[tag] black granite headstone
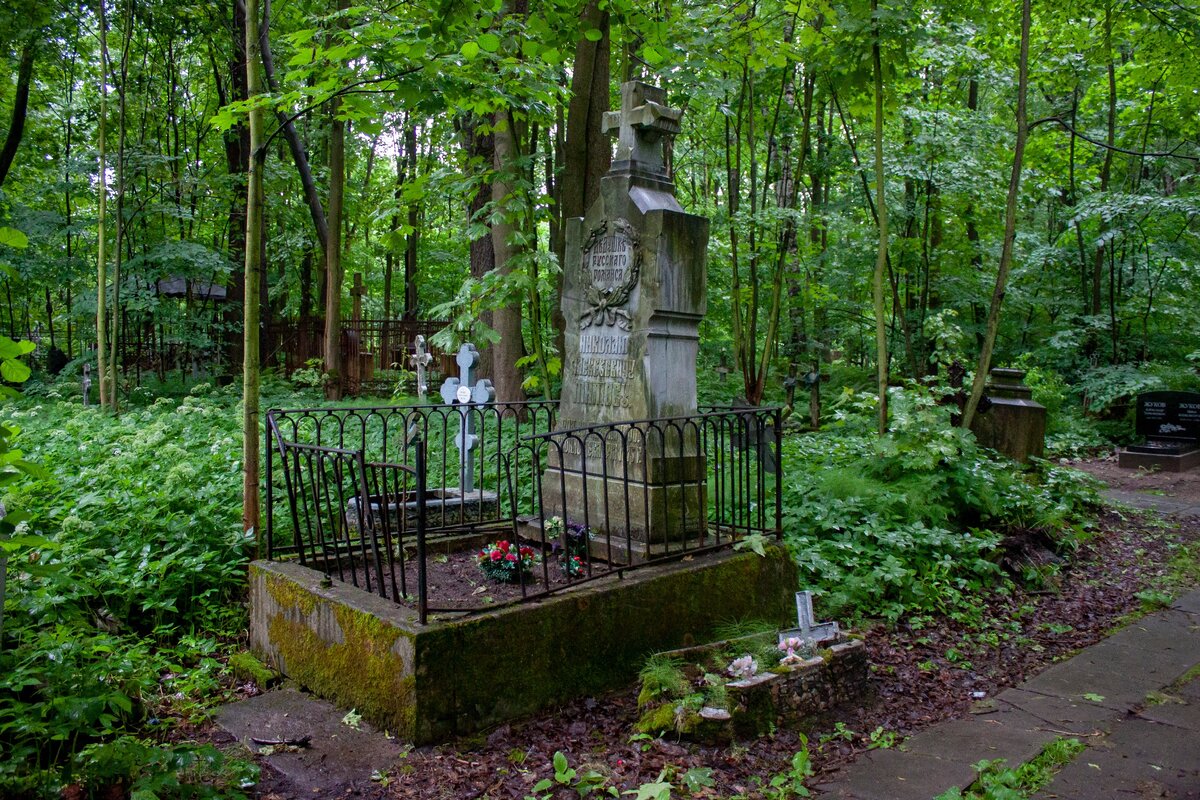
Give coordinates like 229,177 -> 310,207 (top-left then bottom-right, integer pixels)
1135,390 -> 1200,443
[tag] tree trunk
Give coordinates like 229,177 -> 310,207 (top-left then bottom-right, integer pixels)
489,107 -> 527,403
322,0 -> 349,400
261,0 -> 328,256
961,0 -> 1031,430
108,0 -> 133,414
243,0 -> 265,541
0,43 -> 34,188
463,117 -> 495,378
95,0 -> 110,407
557,0 -> 611,349
404,120 -> 419,319
871,0 -> 889,436
222,0 -> 250,378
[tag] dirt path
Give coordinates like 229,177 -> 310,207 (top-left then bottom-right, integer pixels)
1069,454 -> 1200,503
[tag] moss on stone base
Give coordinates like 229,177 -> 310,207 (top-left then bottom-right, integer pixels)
228,652 -> 278,688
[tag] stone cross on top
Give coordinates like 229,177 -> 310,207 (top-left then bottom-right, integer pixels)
779,591 -> 839,647
601,82 -> 682,176
439,343 -> 495,493
409,335 -> 432,402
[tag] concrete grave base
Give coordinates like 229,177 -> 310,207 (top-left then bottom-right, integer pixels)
1118,446 -> 1200,472
249,545 -> 797,744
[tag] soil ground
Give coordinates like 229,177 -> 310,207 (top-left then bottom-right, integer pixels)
1069,451 -> 1200,502
229,459 -> 1200,799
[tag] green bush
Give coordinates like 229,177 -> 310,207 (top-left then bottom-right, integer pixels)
0,387 -> 261,795
781,384 -> 1101,622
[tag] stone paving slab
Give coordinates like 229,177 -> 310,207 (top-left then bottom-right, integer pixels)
1102,489 -> 1200,517
216,687 -> 406,796
1017,658 -> 1166,712
1034,681 -> 1200,800
814,749 -> 977,800
995,687 -> 1116,735
1174,590 -> 1200,616
900,708 -> 1056,765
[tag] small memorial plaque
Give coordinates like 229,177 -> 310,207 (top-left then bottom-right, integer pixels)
1135,391 -> 1200,442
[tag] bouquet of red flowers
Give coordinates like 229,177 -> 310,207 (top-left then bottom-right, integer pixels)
476,539 -> 539,583
562,554 -> 586,579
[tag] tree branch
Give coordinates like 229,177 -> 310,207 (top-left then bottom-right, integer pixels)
1029,116 -> 1200,162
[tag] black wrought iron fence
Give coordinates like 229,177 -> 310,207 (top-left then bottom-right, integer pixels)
489,406 -> 784,602
265,403 -> 782,622
266,401 -> 557,550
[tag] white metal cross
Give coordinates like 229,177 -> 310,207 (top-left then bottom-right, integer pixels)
438,343 -> 495,493
409,335 -> 433,402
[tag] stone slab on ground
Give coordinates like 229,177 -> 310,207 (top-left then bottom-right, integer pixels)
995,687 -> 1117,735
216,687 -> 405,795
900,708 -> 1056,765
814,749 -> 978,800
1033,676 -> 1200,800
1102,489 -> 1200,517
1174,590 -> 1200,617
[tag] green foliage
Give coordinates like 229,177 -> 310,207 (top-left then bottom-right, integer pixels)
637,654 -> 688,707
74,737 -> 258,800
782,384 -> 1100,621
0,387 -> 259,794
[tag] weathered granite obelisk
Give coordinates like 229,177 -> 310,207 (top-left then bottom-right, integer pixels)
543,81 -> 709,561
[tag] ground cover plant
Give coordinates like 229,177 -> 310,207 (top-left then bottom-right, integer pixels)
0,381 -> 322,796
781,383 -> 1103,623
0,368 -> 1190,798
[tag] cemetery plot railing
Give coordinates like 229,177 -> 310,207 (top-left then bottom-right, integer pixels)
269,436 -> 429,614
265,400 -> 559,557
415,406 -> 784,615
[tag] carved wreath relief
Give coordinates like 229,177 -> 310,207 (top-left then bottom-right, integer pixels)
579,218 -> 641,330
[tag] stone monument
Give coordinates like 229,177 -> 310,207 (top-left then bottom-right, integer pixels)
968,367 -> 1046,462
543,81 -> 709,559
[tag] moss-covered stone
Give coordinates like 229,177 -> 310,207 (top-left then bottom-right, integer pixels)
634,703 -> 678,734
228,651 -> 278,688
250,544 -> 798,744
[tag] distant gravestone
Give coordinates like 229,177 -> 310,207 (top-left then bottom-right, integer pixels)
544,81 -> 710,556
409,335 -> 432,403
968,368 -> 1046,463
1120,390 -> 1200,472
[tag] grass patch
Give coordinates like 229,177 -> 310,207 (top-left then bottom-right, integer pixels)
935,736 -> 1086,799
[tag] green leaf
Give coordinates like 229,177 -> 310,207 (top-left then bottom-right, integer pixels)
584,28 -> 603,42
1082,693 -> 1105,703
477,32 -> 501,52
0,228 -> 28,249
460,41 -> 480,59
1,359 -> 30,383
641,45 -> 664,65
